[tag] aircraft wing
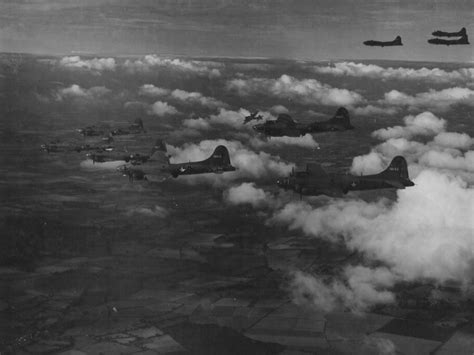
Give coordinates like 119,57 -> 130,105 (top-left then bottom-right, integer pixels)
385,180 -> 405,189
306,163 -> 329,178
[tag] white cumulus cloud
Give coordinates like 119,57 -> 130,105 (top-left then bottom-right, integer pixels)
372,111 -> 446,140
59,56 -> 116,71
124,55 -> 222,78
313,61 -> 474,84
227,74 -> 364,106
380,87 -> 474,112
149,101 -> 179,116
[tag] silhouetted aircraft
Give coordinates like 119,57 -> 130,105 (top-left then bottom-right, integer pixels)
428,34 -> 469,46
253,107 -> 353,137
87,139 -> 162,165
306,107 -> 354,132
363,36 -> 403,47
78,118 -> 145,137
244,111 -> 264,124
41,136 -> 114,153
277,156 -> 414,198
118,143 -> 236,180
110,118 -> 146,136
77,125 -> 107,137
432,27 -> 467,37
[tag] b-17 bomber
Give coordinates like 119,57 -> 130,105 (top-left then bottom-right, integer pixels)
244,111 -> 264,124
428,35 -> 469,46
110,118 -> 146,136
87,139 -> 163,165
117,143 -> 236,181
363,36 -> 403,47
253,107 -> 353,137
277,156 -> 414,198
41,136 -> 114,153
78,118 -> 145,137
432,27 -> 467,37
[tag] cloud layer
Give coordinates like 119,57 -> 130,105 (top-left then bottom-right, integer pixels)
227,74 -> 364,106
314,61 -> 474,84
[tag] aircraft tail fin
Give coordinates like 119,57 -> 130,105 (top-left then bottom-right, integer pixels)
379,156 -> 410,180
135,118 -> 145,131
206,145 -> 232,166
150,140 -> 170,163
394,36 -> 402,45
329,107 -> 353,129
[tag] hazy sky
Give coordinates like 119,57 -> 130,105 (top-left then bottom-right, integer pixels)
1,0 -> 473,62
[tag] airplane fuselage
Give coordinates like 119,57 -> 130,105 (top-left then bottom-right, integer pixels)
363,41 -> 402,47
278,172 -> 414,197
427,38 -> 469,46
168,162 -> 236,178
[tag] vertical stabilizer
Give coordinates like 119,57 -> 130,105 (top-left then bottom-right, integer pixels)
207,145 -> 232,166
380,156 -> 409,179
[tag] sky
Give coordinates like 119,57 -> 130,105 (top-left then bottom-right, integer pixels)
1,0 -> 473,62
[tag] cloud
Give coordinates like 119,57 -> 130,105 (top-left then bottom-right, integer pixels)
419,150 -> 474,173
166,139 -> 294,184
313,61 -> 474,84
250,134 -> 320,149
274,169 -> 474,310
59,56 -> 116,71
380,87 -> 474,112
80,159 -> 126,170
170,89 -> 226,109
139,85 -> 226,110
372,111 -> 446,140
353,104 -> 399,117
182,108 -> 275,131
433,132 -> 474,150
291,267 -> 396,312
139,84 -> 170,97
270,105 -> 289,114
125,205 -> 168,218
227,74 -> 364,106
350,152 -> 386,175
149,101 -> 179,116
351,114 -> 474,177
224,182 -> 272,207
124,55 -> 222,77
56,84 -> 110,100
182,117 -> 211,130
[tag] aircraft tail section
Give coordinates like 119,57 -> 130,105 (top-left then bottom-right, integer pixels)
134,118 -> 145,131
150,140 -> 170,163
329,107 -> 353,129
394,36 -> 402,45
380,156 -> 410,179
206,145 -> 232,166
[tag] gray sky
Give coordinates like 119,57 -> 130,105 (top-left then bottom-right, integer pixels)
1,0 -> 473,62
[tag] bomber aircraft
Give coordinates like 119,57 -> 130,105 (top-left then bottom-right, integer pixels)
276,156 -> 414,198
78,118 -> 145,137
244,111 -> 264,124
41,136 -> 114,153
87,139 -> 163,165
432,27 -> 467,37
110,118 -> 146,136
363,36 -> 403,47
253,107 -> 353,137
117,143 -> 236,181
428,35 -> 469,46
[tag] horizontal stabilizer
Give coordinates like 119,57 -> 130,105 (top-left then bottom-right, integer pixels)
385,180 -> 405,189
